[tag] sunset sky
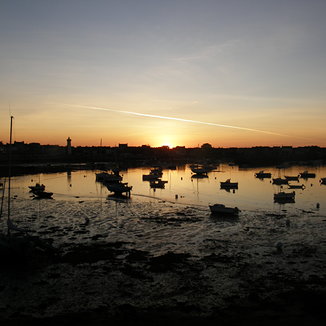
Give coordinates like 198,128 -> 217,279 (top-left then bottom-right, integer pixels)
0,0 -> 325,148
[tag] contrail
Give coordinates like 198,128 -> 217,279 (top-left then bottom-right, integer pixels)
73,104 -> 286,136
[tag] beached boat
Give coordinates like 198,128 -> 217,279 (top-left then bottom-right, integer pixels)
255,171 -> 271,178
29,181 -> 53,199
272,178 -> 288,185
33,190 -> 53,199
274,191 -> 295,202
106,182 -> 132,196
209,204 -> 240,216
220,179 -> 238,189
28,183 -> 45,193
320,177 -> 326,185
299,171 -> 316,178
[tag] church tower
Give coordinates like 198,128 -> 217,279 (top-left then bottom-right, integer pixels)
67,137 -> 72,155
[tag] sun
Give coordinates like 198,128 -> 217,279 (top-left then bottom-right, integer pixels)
160,143 -> 172,148
155,136 -> 176,148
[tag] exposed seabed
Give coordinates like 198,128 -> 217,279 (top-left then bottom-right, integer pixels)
0,197 -> 325,325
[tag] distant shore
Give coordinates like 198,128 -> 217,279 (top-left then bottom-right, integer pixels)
0,144 -> 325,173
0,157 -> 325,177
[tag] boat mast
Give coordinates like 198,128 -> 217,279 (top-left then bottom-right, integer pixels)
7,116 -> 13,236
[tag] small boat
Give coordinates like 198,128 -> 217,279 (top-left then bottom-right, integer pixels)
96,171 -> 122,183
191,173 -> 208,179
320,177 -> 326,185
255,171 -> 271,179
288,184 -> 305,189
190,165 -> 209,175
29,183 -> 53,198
202,164 -> 216,172
150,167 -> 163,175
284,175 -> 299,181
274,191 -> 295,203
143,167 -> 163,181
209,204 -> 240,216
299,171 -> 316,179
220,179 -> 238,189
150,179 -> 168,189
106,182 -> 132,196
272,178 -> 288,185
143,173 -> 161,181
33,190 -> 53,199
28,183 -> 45,193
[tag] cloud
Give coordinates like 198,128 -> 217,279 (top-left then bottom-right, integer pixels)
74,104 -> 287,136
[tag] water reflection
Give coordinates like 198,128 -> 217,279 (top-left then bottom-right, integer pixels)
4,164 -> 326,214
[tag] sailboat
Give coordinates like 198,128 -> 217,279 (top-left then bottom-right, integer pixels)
0,116 -> 28,264
2,116 -> 28,235
0,116 -> 56,266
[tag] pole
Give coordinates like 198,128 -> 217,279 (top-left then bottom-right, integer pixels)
7,116 -> 13,236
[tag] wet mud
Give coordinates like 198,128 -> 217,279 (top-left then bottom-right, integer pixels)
1,197 -> 326,325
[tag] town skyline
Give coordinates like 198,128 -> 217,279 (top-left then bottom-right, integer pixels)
1,136 -> 325,150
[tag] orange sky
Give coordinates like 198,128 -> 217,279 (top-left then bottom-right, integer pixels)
1,1 -> 326,148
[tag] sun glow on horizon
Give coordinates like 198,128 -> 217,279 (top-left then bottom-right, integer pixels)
154,136 -> 178,149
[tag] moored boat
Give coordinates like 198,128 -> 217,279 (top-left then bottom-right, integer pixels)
150,167 -> 163,175
143,167 -> 163,181
284,175 -> 299,181
209,204 -> 240,216
190,165 -> 209,175
255,171 -> 271,178
28,183 -> 45,193
106,182 -> 132,196
96,171 -> 122,183
143,173 -> 161,181
272,178 -> 288,185
299,171 -> 316,179
274,191 -> 295,203
150,179 -> 168,189
220,179 -> 238,189
33,190 -> 53,199
288,184 -> 305,189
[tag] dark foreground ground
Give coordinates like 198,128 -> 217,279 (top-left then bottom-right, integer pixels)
1,194 -> 326,326
1,234 -> 326,326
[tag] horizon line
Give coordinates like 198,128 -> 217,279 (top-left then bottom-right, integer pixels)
1,141 -> 323,149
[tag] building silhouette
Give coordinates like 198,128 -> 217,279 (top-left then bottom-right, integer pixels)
67,137 -> 72,155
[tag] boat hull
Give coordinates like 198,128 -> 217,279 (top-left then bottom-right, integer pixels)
255,171 -> 271,178
209,204 -> 240,216
274,191 -> 295,203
